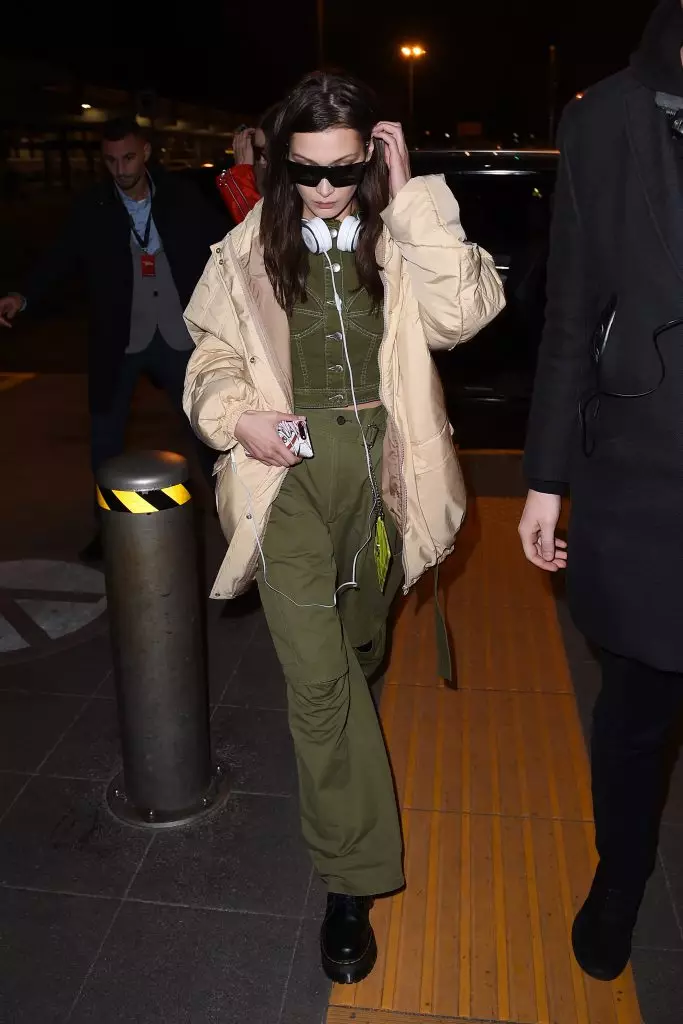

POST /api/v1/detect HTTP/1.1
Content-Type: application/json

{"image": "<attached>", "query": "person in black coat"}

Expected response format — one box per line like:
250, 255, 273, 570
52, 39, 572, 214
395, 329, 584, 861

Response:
519, 0, 683, 984
0, 116, 228, 560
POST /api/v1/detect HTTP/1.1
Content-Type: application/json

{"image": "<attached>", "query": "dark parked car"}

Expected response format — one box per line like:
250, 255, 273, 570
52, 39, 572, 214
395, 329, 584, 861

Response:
411, 149, 557, 447
178, 148, 558, 448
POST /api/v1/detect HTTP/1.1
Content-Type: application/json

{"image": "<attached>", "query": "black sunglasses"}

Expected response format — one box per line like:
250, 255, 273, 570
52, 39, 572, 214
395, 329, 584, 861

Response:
286, 161, 367, 188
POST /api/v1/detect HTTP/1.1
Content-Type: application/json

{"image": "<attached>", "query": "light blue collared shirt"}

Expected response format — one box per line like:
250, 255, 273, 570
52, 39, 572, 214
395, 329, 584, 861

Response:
116, 177, 162, 254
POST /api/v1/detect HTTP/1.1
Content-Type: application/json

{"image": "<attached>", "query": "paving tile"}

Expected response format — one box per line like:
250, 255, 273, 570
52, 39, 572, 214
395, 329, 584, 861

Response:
0, 775, 150, 897
633, 860, 683, 951
0, 633, 112, 696
70, 901, 295, 1024
0, 691, 84, 771
280, 917, 331, 1024
41, 698, 122, 781
631, 947, 683, 1024
130, 792, 310, 917
304, 870, 328, 921
207, 601, 261, 704
221, 621, 288, 710
212, 705, 298, 796
0, 887, 118, 1024
0, 771, 30, 818
94, 669, 116, 698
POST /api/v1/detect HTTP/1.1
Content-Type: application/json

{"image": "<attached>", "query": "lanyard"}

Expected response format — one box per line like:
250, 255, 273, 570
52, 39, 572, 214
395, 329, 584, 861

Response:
118, 174, 154, 252
127, 203, 153, 252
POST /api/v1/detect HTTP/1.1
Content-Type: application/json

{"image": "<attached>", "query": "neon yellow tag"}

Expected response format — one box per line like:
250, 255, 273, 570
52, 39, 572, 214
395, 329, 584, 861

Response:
374, 514, 391, 592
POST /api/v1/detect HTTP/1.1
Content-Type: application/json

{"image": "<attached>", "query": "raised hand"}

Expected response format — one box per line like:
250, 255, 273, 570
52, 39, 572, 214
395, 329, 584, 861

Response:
371, 122, 411, 198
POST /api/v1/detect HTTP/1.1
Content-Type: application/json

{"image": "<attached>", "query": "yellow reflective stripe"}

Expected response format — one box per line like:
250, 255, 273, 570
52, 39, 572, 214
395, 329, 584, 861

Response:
161, 483, 191, 506
96, 486, 111, 511
111, 488, 158, 514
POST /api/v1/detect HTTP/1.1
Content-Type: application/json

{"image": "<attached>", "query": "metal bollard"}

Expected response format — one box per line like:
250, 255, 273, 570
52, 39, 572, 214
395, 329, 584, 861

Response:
97, 450, 229, 829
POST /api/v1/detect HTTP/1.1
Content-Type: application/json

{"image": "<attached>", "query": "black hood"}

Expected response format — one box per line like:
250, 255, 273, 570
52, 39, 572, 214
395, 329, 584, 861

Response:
630, 0, 683, 96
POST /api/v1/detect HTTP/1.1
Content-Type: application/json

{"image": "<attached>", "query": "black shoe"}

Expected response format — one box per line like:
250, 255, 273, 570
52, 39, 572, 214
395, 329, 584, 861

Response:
572, 866, 644, 981
79, 531, 103, 564
320, 893, 377, 984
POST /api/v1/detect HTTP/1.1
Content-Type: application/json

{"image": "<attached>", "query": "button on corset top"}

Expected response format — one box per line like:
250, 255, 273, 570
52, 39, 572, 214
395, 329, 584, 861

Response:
289, 225, 383, 410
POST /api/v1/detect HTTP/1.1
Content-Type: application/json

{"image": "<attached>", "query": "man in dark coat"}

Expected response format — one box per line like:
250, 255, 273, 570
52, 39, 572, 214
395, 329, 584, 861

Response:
519, 0, 683, 983
0, 116, 227, 559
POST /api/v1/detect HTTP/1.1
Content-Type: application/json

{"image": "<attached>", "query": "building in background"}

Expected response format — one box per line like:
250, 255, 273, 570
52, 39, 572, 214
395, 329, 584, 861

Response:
0, 55, 247, 195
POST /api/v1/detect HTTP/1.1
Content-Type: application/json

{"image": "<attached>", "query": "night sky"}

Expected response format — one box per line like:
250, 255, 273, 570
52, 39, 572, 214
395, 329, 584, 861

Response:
6, 0, 660, 136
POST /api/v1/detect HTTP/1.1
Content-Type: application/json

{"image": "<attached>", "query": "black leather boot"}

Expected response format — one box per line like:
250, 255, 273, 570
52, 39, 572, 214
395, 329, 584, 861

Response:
572, 865, 645, 981
320, 893, 377, 984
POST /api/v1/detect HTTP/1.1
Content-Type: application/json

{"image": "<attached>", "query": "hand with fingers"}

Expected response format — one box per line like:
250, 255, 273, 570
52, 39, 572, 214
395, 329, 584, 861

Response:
233, 128, 256, 166
518, 490, 568, 572
234, 411, 303, 468
0, 294, 24, 328
371, 121, 411, 198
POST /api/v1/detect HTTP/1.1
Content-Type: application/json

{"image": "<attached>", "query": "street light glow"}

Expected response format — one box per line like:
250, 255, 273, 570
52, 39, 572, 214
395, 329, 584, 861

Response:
400, 43, 427, 140
81, 103, 92, 110
400, 43, 426, 59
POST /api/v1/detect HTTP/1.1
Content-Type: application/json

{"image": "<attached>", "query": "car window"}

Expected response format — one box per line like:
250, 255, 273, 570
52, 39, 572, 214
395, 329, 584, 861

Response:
409, 154, 556, 270
441, 173, 555, 266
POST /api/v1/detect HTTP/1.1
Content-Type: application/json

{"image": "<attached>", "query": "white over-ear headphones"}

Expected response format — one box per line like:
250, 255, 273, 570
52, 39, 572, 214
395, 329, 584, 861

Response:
301, 215, 362, 255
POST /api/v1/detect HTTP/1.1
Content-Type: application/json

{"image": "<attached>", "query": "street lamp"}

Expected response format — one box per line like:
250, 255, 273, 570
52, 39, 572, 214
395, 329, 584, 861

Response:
548, 44, 558, 145
317, 0, 325, 67
400, 44, 426, 141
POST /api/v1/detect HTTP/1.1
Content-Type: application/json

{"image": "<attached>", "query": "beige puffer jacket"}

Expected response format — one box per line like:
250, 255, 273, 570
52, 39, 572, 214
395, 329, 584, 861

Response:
183, 175, 505, 600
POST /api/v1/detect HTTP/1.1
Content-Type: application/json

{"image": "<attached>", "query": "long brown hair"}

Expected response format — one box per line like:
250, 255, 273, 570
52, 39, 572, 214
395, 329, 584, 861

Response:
260, 71, 390, 315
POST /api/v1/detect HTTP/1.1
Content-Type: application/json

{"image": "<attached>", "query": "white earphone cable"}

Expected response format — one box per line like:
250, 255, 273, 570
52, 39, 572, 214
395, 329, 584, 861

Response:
233, 222, 380, 610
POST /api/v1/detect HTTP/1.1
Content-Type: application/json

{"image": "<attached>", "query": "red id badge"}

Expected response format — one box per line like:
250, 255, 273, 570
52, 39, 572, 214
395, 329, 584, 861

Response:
140, 252, 156, 278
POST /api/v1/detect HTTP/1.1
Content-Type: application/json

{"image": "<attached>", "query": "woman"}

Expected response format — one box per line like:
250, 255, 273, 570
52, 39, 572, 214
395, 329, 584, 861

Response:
216, 105, 278, 224
184, 72, 504, 984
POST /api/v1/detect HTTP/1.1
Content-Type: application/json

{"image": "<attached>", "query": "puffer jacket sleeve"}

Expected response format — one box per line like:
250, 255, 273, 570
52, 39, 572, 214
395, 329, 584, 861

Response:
183, 253, 259, 452
381, 175, 505, 351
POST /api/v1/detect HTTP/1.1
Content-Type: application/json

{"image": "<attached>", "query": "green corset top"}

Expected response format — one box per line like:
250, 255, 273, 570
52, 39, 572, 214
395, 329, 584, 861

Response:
289, 222, 384, 410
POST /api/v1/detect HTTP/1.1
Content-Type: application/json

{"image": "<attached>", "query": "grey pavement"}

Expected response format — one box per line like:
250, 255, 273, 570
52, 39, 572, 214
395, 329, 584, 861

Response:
0, 368, 331, 1024
1, 349, 681, 1021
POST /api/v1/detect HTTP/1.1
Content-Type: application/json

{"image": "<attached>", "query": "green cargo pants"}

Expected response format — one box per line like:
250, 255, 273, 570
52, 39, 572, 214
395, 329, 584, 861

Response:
256, 406, 405, 896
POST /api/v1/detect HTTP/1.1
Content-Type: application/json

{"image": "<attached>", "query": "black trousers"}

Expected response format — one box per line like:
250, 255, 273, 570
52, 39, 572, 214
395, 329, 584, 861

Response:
90, 331, 215, 484
592, 649, 683, 888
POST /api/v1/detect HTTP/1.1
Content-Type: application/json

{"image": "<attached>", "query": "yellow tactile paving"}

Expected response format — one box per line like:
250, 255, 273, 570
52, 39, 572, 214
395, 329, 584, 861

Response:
326, 495, 643, 1024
